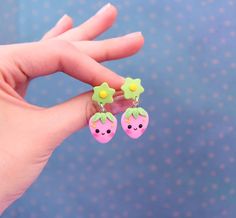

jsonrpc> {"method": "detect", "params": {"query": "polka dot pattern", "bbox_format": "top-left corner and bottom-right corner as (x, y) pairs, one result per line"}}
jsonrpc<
(2, 0), (236, 217)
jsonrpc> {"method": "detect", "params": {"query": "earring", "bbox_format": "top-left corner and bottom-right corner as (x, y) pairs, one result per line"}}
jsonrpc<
(89, 82), (117, 143)
(121, 77), (149, 139)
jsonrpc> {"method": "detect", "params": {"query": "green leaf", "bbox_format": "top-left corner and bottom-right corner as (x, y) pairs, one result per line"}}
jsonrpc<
(92, 113), (101, 122)
(125, 108), (133, 119)
(106, 112), (115, 122)
(132, 109), (139, 119)
(138, 107), (147, 117)
(101, 113), (107, 124)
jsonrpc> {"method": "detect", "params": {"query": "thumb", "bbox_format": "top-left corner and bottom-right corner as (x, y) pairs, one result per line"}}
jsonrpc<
(41, 91), (131, 148)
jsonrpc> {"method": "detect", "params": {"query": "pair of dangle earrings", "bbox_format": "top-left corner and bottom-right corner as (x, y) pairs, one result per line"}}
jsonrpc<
(89, 77), (149, 144)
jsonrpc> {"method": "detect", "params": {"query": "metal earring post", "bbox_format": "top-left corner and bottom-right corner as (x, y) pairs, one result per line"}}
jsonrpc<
(132, 96), (140, 108)
(98, 103), (106, 113)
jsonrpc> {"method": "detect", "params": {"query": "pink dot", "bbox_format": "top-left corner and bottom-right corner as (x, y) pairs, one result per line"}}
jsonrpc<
(165, 157), (172, 165)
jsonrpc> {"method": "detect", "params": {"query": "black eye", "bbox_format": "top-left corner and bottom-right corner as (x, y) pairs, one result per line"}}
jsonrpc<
(107, 129), (111, 134)
(139, 124), (143, 128)
(95, 129), (100, 133)
(128, 125), (132, 129)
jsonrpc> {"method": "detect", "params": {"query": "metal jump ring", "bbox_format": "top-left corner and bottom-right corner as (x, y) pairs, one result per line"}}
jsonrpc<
(98, 103), (106, 112)
(132, 96), (140, 108)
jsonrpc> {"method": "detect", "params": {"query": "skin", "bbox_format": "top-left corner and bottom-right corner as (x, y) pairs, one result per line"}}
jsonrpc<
(0, 3), (144, 214)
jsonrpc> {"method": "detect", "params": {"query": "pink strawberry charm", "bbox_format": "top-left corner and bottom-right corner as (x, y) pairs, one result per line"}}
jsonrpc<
(89, 112), (117, 143)
(121, 107), (149, 139)
(121, 77), (149, 139)
(89, 82), (117, 143)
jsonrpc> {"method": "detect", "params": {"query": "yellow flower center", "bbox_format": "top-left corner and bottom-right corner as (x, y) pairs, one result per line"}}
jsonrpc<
(129, 83), (138, 92)
(99, 90), (108, 99)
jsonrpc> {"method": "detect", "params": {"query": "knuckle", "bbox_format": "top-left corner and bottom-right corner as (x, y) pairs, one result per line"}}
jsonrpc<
(47, 40), (75, 71)
(100, 41), (110, 61)
(49, 39), (74, 53)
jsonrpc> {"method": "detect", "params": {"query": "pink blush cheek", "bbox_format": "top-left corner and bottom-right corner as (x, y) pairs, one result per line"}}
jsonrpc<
(91, 130), (102, 140)
(93, 132), (99, 137)
(126, 129), (133, 134)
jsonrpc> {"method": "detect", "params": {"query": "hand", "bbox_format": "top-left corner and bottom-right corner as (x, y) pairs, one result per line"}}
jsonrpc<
(0, 3), (144, 214)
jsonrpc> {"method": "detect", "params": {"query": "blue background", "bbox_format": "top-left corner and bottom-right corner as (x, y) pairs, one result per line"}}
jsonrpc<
(1, 0), (236, 217)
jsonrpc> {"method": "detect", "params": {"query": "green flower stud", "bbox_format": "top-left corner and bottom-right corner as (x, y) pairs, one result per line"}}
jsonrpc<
(92, 82), (115, 106)
(89, 82), (117, 144)
(120, 77), (149, 139)
(121, 77), (144, 100)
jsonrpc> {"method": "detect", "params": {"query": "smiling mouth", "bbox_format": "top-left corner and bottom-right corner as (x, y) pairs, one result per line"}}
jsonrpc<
(134, 128), (137, 131)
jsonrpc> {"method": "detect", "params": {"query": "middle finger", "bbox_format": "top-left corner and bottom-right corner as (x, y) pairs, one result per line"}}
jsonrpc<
(72, 32), (144, 62)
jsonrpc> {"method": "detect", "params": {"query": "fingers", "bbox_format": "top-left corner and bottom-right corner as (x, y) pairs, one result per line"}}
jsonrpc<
(72, 32), (144, 62)
(42, 91), (132, 145)
(43, 92), (94, 141)
(12, 40), (124, 89)
(57, 3), (117, 41)
(42, 14), (73, 40)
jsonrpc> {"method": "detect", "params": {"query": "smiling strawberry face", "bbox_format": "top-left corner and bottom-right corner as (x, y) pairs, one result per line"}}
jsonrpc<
(89, 112), (117, 143)
(121, 107), (149, 139)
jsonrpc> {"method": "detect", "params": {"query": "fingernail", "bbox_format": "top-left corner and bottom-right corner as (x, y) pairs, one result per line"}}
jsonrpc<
(125, 31), (143, 38)
(96, 3), (111, 15)
(56, 14), (69, 26)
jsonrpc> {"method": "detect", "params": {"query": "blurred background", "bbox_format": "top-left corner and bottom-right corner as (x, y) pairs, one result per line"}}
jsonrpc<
(1, 0), (236, 217)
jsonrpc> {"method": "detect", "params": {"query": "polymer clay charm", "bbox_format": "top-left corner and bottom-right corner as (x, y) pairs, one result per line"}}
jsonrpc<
(121, 77), (149, 139)
(89, 82), (117, 143)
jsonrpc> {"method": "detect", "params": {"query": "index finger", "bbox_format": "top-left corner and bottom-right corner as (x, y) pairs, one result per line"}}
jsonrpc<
(10, 40), (124, 89)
